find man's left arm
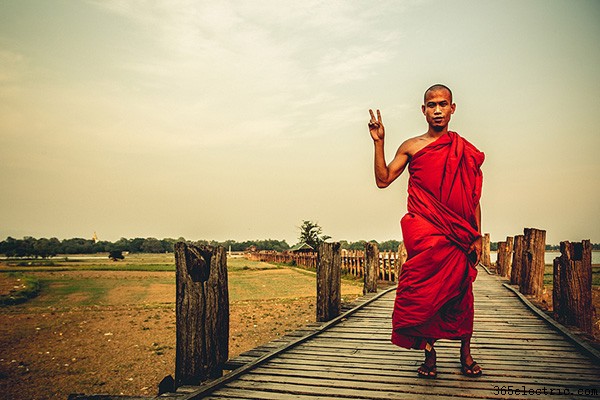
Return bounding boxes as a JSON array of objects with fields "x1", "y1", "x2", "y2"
[{"x1": 469, "y1": 203, "x2": 482, "y2": 264}]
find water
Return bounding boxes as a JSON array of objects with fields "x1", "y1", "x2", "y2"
[{"x1": 489, "y1": 250, "x2": 600, "y2": 265}]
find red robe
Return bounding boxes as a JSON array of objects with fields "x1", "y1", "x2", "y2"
[{"x1": 391, "y1": 131, "x2": 484, "y2": 350}]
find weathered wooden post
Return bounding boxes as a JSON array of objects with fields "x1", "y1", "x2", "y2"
[
  {"x1": 519, "y1": 228, "x2": 546, "y2": 299},
  {"x1": 174, "y1": 242, "x2": 229, "y2": 387},
  {"x1": 553, "y1": 240, "x2": 592, "y2": 333},
  {"x1": 396, "y1": 242, "x2": 407, "y2": 281},
  {"x1": 510, "y1": 234, "x2": 525, "y2": 285},
  {"x1": 481, "y1": 233, "x2": 491, "y2": 268},
  {"x1": 495, "y1": 241, "x2": 506, "y2": 275},
  {"x1": 316, "y1": 242, "x2": 341, "y2": 322},
  {"x1": 364, "y1": 242, "x2": 379, "y2": 294},
  {"x1": 496, "y1": 236, "x2": 514, "y2": 277}
]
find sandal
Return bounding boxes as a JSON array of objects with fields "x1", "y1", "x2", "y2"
[
  {"x1": 461, "y1": 360, "x2": 482, "y2": 377},
  {"x1": 417, "y1": 363, "x2": 437, "y2": 378}
]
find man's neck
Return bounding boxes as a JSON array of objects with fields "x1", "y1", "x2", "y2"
[{"x1": 426, "y1": 125, "x2": 449, "y2": 139}]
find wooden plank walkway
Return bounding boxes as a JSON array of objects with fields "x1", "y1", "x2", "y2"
[{"x1": 166, "y1": 266, "x2": 600, "y2": 399}]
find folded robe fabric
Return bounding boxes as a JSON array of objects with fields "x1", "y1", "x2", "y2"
[{"x1": 391, "y1": 131, "x2": 485, "y2": 350}]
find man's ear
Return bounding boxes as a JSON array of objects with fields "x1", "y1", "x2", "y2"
[
  {"x1": 450, "y1": 103, "x2": 456, "y2": 114},
  {"x1": 421, "y1": 104, "x2": 426, "y2": 114}
]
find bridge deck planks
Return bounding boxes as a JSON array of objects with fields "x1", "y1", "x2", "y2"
[{"x1": 188, "y1": 267, "x2": 600, "y2": 399}]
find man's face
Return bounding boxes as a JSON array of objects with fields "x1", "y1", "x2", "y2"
[{"x1": 422, "y1": 89, "x2": 455, "y2": 131}]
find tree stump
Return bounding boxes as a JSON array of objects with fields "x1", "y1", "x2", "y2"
[
  {"x1": 519, "y1": 228, "x2": 546, "y2": 299},
  {"x1": 364, "y1": 242, "x2": 379, "y2": 294},
  {"x1": 316, "y1": 242, "x2": 341, "y2": 322},
  {"x1": 510, "y1": 234, "x2": 525, "y2": 285},
  {"x1": 553, "y1": 240, "x2": 592, "y2": 333},
  {"x1": 174, "y1": 242, "x2": 229, "y2": 387},
  {"x1": 481, "y1": 233, "x2": 492, "y2": 268}
]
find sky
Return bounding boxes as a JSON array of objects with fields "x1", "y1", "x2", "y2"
[{"x1": 0, "y1": 0, "x2": 599, "y2": 246}]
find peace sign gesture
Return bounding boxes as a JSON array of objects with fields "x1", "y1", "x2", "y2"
[{"x1": 368, "y1": 109, "x2": 385, "y2": 142}]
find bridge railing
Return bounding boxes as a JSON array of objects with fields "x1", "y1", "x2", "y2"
[
  {"x1": 246, "y1": 243, "x2": 408, "y2": 282},
  {"x1": 168, "y1": 240, "x2": 391, "y2": 392},
  {"x1": 485, "y1": 228, "x2": 593, "y2": 335}
]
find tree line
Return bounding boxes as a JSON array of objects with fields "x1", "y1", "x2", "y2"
[
  {"x1": 0, "y1": 237, "x2": 295, "y2": 258},
  {"x1": 3, "y1": 236, "x2": 594, "y2": 259},
  {"x1": 0, "y1": 236, "x2": 404, "y2": 258}
]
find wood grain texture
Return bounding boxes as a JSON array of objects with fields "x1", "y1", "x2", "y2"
[
  {"x1": 316, "y1": 242, "x2": 341, "y2": 322},
  {"x1": 174, "y1": 242, "x2": 229, "y2": 387},
  {"x1": 364, "y1": 242, "x2": 379, "y2": 294},
  {"x1": 520, "y1": 228, "x2": 546, "y2": 299},
  {"x1": 554, "y1": 240, "x2": 593, "y2": 333}
]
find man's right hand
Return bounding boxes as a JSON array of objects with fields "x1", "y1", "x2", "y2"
[{"x1": 369, "y1": 109, "x2": 385, "y2": 142}]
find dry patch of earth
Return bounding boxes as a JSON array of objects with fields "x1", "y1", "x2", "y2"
[{"x1": 0, "y1": 268, "x2": 362, "y2": 400}]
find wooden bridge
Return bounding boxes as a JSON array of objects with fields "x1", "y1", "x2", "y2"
[{"x1": 142, "y1": 265, "x2": 599, "y2": 400}]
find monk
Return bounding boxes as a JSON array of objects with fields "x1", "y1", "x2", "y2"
[{"x1": 368, "y1": 84, "x2": 484, "y2": 378}]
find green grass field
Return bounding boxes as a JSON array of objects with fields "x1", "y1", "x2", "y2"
[
  {"x1": 0, "y1": 254, "x2": 362, "y2": 308},
  {"x1": 1, "y1": 252, "x2": 176, "y2": 271},
  {"x1": 543, "y1": 265, "x2": 600, "y2": 286}
]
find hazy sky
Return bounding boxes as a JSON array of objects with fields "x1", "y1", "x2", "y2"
[{"x1": 1, "y1": 0, "x2": 599, "y2": 245}]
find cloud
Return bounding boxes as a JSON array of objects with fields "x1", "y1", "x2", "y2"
[
  {"x1": 317, "y1": 48, "x2": 391, "y2": 84},
  {"x1": 79, "y1": 1, "x2": 407, "y2": 154},
  {"x1": 88, "y1": 1, "x2": 400, "y2": 85}
]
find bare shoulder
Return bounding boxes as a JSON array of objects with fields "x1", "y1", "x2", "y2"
[{"x1": 398, "y1": 134, "x2": 435, "y2": 158}]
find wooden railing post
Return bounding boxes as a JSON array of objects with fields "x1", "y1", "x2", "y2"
[
  {"x1": 316, "y1": 242, "x2": 341, "y2": 322},
  {"x1": 495, "y1": 241, "x2": 505, "y2": 275},
  {"x1": 174, "y1": 242, "x2": 229, "y2": 387},
  {"x1": 510, "y1": 234, "x2": 525, "y2": 285},
  {"x1": 553, "y1": 240, "x2": 592, "y2": 333},
  {"x1": 519, "y1": 228, "x2": 546, "y2": 299},
  {"x1": 364, "y1": 242, "x2": 379, "y2": 294},
  {"x1": 481, "y1": 233, "x2": 491, "y2": 268},
  {"x1": 497, "y1": 236, "x2": 514, "y2": 277}
]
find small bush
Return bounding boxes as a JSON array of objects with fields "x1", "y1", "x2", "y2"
[
  {"x1": 108, "y1": 250, "x2": 125, "y2": 261},
  {"x1": 0, "y1": 274, "x2": 41, "y2": 306}
]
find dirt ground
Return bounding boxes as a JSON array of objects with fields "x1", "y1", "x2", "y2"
[
  {"x1": 0, "y1": 272, "x2": 342, "y2": 400},
  {"x1": 1, "y1": 270, "x2": 597, "y2": 400}
]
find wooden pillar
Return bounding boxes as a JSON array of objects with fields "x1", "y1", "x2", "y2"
[
  {"x1": 553, "y1": 240, "x2": 592, "y2": 333},
  {"x1": 497, "y1": 236, "x2": 513, "y2": 277},
  {"x1": 359, "y1": 253, "x2": 364, "y2": 278},
  {"x1": 481, "y1": 233, "x2": 491, "y2": 268},
  {"x1": 505, "y1": 236, "x2": 514, "y2": 277},
  {"x1": 174, "y1": 242, "x2": 229, "y2": 387},
  {"x1": 380, "y1": 251, "x2": 391, "y2": 281},
  {"x1": 384, "y1": 251, "x2": 390, "y2": 280},
  {"x1": 510, "y1": 235, "x2": 525, "y2": 285},
  {"x1": 496, "y1": 241, "x2": 506, "y2": 275},
  {"x1": 364, "y1": 242, "x2": 379, "y2": 294},
  {"x1": 316, "y1": 242, "x2": 341, "y2": 322},
  {"x1": 519, "y1": 228, "x2": 546, "y2": 299}
]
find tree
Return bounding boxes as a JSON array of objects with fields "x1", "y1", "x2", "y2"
[
  {"x1": 108, "y1": 250, "x2": 125, "y2": 261},
  {"x1": 129, "y1": 238, "x2": 145, "y2": 253},
  {"x1": 33, "y1": 238, "x2": 58, "y2": 258},
  {"x1": 141, "y1": 237, "x2": 164, "y2": 253},
  {"x1": 380, "y1": 240, "x2": 401, "y2": 251},
  {"x1": 297, "y1": 220, "x2": 330, "y2": 250}
]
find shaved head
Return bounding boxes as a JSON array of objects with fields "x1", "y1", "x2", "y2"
[{"x1": 424, "y1": 84, "x2": 453, "y2": 103}]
